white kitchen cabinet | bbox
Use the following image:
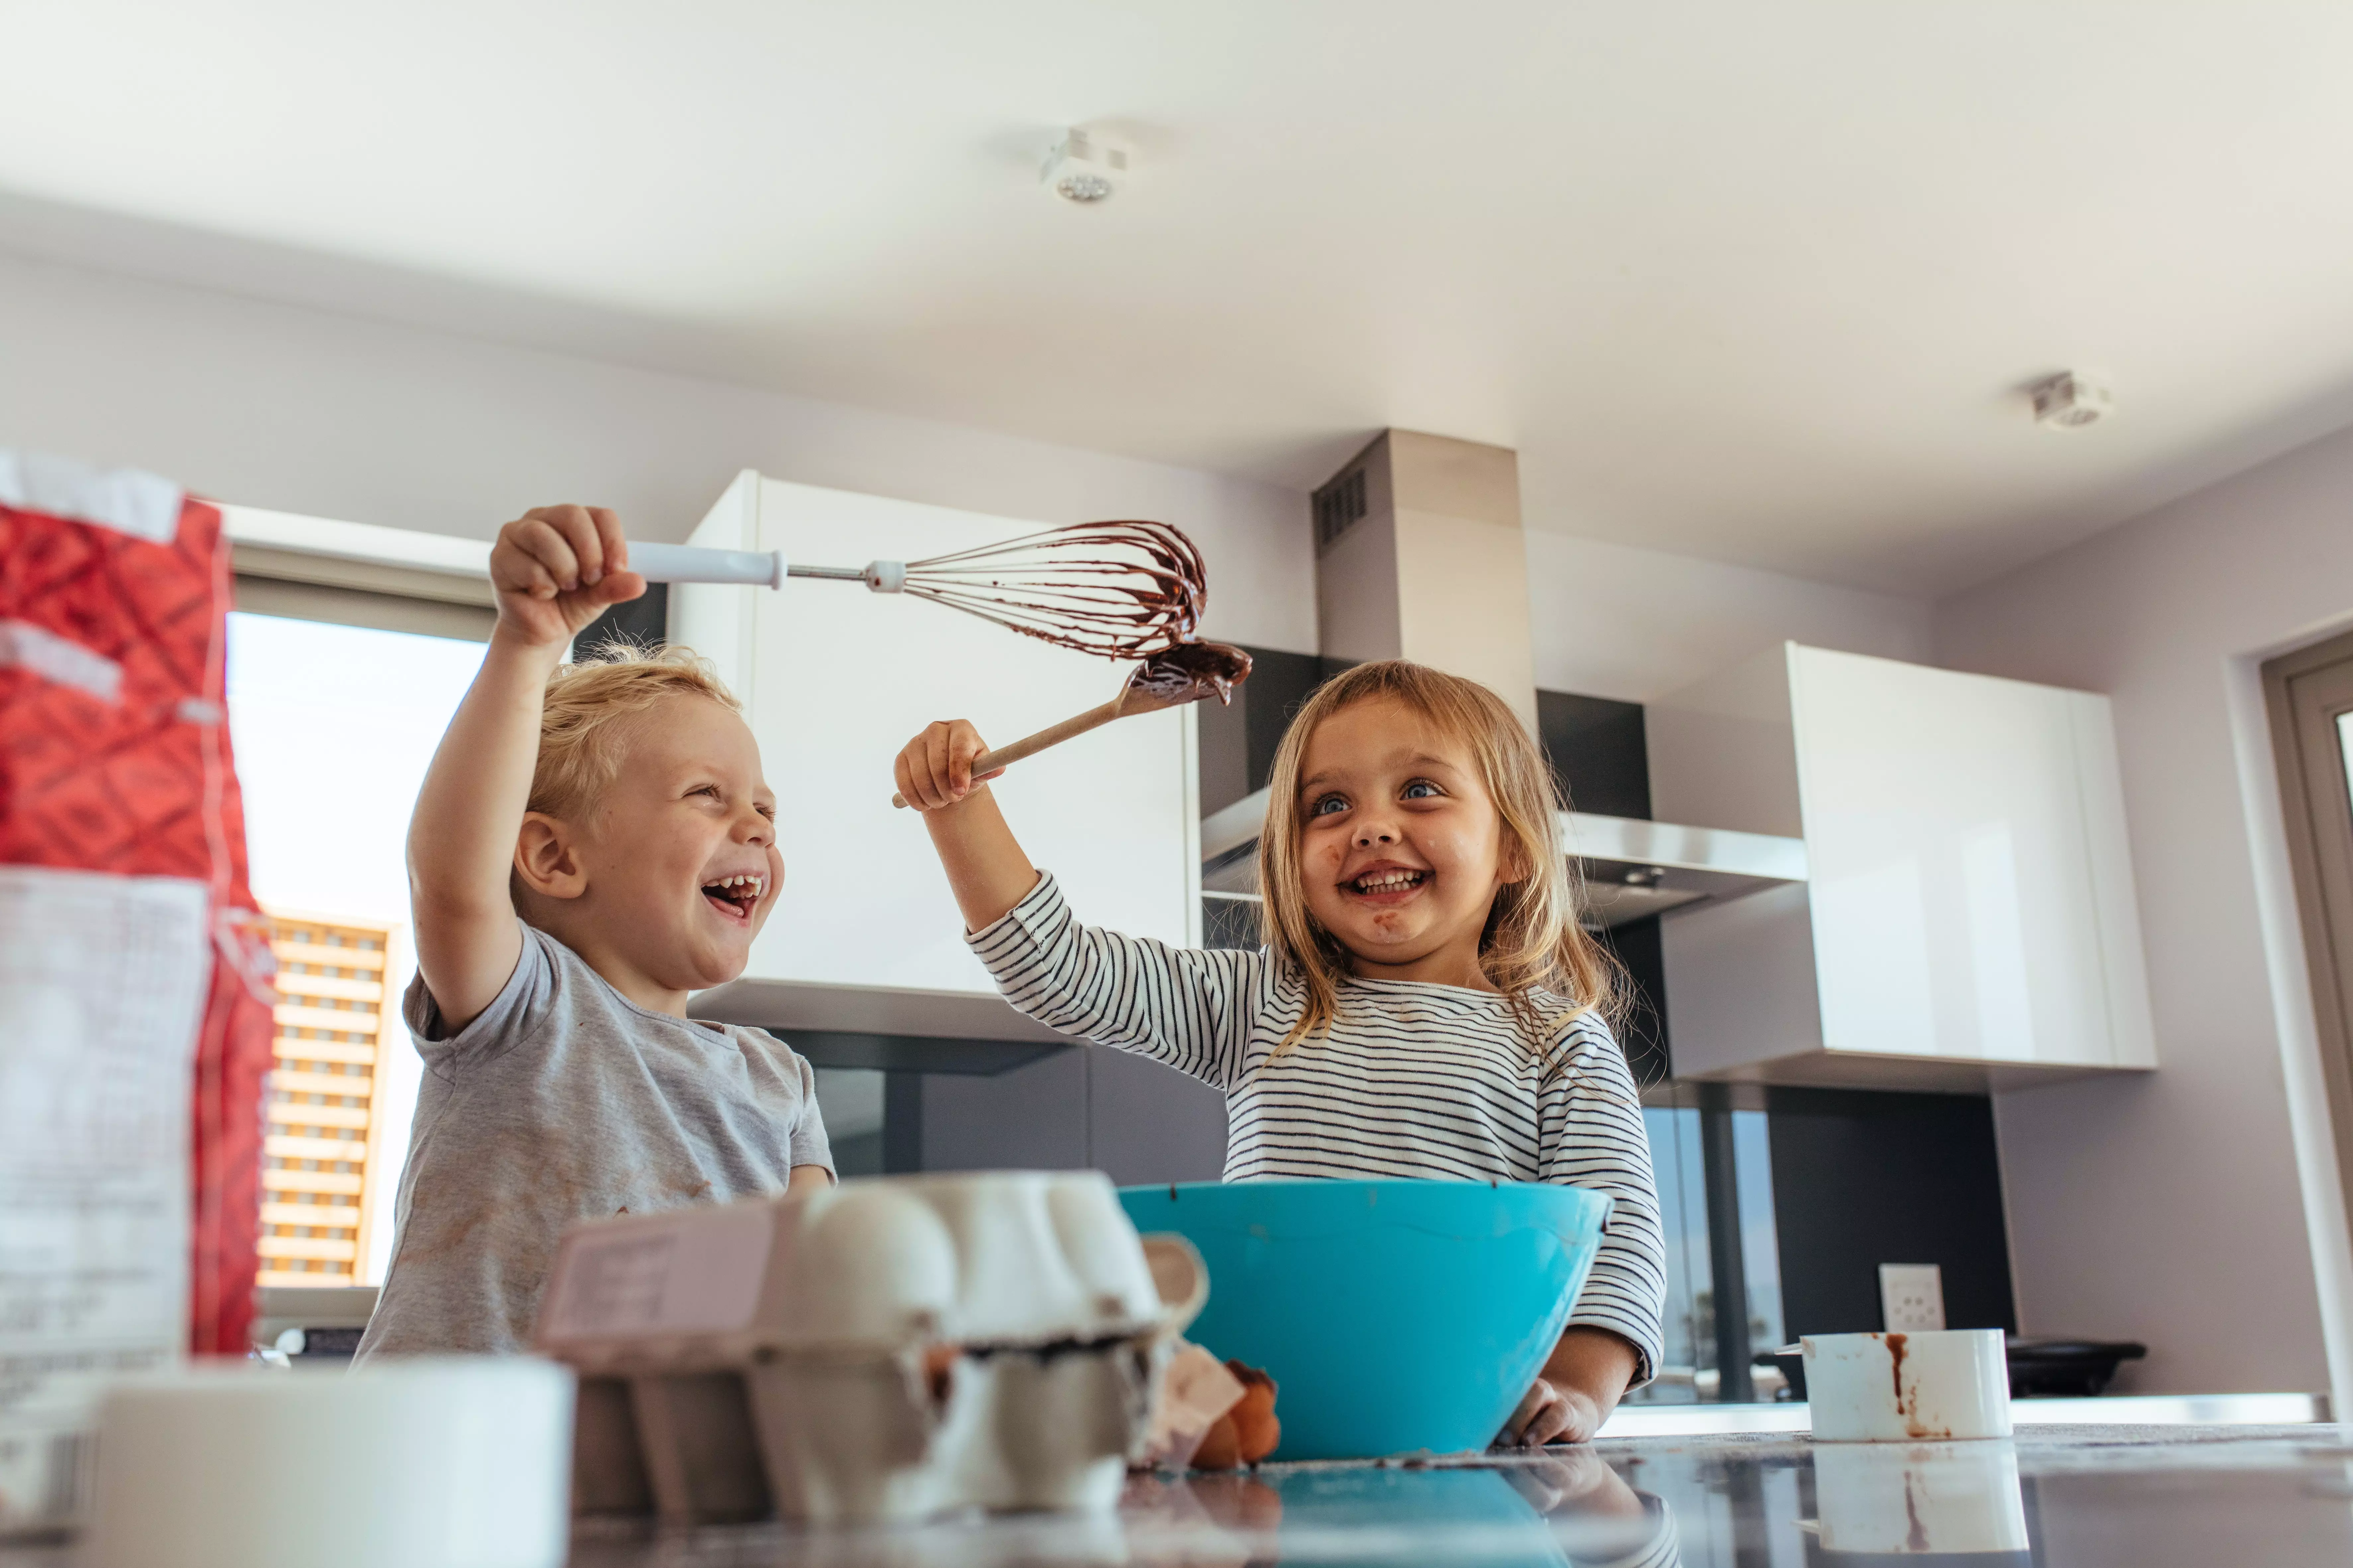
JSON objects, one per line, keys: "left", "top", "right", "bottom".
{"left": 671, "top": 471, "right": 1200, "bottom": 1004}
{"left": 1648, "top": 643, "right": 2155, "bottom": 1090}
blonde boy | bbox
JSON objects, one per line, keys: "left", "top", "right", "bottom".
{"left": 357, "top": 506, "right": 831, "bottom": 1359}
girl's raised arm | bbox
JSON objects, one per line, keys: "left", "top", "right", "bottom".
{"left": 896, "top": 720, "right": 1253, "bottom": 1090}
{"left": 894, "top": 718, "right": 1036, "bottom": 930}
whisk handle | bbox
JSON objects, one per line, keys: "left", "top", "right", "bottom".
{"left": 628, "top": 542, "right": 784, "bottom": 588}
{"left": 624, "top": 548, "right": 907, "bottom": 593}
{"left": 891, "top": 699, "right": 1123, "bottom": 810}
{"left": 789, "top": 561, "right": 906, "bottom": 592}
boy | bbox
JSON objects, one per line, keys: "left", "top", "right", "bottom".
{"left": 356, "top": 505, "right": 831, "bottom": 1358}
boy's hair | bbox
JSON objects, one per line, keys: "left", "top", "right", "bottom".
{"left": 1256, "top": 660, "right": 1627, "bottom": 1060}
{"left": 527, "top": 643, "right": 740, "bottom": 822}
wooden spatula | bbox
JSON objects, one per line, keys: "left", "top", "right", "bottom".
{"left": 892, "top": 642, "right": 1253, "bottom": 809}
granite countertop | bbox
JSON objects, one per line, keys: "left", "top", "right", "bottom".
{"left": 550, "top": 1424, "right": 2353, "bottom": 1568}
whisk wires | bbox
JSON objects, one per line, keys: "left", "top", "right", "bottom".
{"left": 898, "top": 521, "right": 1206, "bottom": 660}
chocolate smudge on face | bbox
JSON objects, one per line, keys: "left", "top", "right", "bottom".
{"left": 1128, "top": 641, "right": 1254, "bottom": 707}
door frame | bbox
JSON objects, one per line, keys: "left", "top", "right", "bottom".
{"left": 2265, "top": 627, "right": 2353, "bottom": 1233}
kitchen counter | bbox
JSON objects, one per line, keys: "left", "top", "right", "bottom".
{"left": 11, "top": 1424, "right": 2347, "bottom": 1565}
{"left": 558, "top": 1424, "right": 2348, "bottom": 1567}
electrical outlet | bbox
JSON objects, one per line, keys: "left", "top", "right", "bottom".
{"left": 1879, "top": 1263, "right": 1946, "bottom": 1332}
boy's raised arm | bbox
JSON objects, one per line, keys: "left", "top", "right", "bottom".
{"left": 408, "top": 506, "right": 645, "bottom": 1029}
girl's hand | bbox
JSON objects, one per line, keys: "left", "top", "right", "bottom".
{"left": 1500, "top": 1325, "right": 1638, "bottom": 1447}
{"left": 489, "top": 505, "right": 647, "bottom": 650}
{"left": 1498, "top": 1450, "right": 1648, "bottom": 1518}
{"left": 1502, "top": 1376, "right": 1608, "bottom": 1447}
{"left": 894, "top": 720, "right": 1006, "bottom": 812}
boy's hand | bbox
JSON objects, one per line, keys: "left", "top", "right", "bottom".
{"left": 894, "top": 720, "right": 1006, "bottom": 812}
{"left": 489, "top": 505, "right": 647, "bottom": 649}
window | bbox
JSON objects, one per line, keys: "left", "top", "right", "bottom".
{"left": 1631, "top": 1091, "right": 1785, "bottom": 1403}
{"left": 223, "top": 511, "right": 491, "bottom": 1285}
{"left": 1642, "top": 1103, "right": 1715, "bottom": 1399}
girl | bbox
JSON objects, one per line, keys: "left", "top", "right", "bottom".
{"left": 894, "top": 660, "right": 1665, "bottom": 1446}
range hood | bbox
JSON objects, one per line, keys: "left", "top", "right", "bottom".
{"left": 1202, "top": 788, "right": 1806, "bottom": 930}
{"left": 1208, "top": 430, "right": 1806, "bottom": 929}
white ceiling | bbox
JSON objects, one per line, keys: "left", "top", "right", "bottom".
{"left": 7, "top": 1, "right": 2353, "bottom": 595}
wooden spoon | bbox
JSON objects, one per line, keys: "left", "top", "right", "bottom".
{"left": 891, "top": 642, "right": 1253, "bottom": 809}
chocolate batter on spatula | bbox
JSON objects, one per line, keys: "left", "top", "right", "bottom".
{"left": 1128, "top": 641, "right": 1254, "bottom": 706}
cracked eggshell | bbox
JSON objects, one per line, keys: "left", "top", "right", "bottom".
{"left": 1139, "top": 1343, "right": 1248, "bottom": 1471}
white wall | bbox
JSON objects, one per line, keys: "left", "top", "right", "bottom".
{"left": 0, "top": 237, "right": 1940, "bottom": 702}
{"left": 1936, "top": 422, "right": 2353, "bottom": 1399}
{"left": 1523, "top": 529, "right": 1931, "bottom": 702}
{"left": 0, "top": 249, "right": 1315, "bottom": 653}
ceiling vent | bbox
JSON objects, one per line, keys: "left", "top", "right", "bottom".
{"left": 1311, "top": 465, "right": 1367, "bottom": 551}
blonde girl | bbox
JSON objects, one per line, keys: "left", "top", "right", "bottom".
{"left": 894, "top": 660, "right": 1665, "bottom": 1446}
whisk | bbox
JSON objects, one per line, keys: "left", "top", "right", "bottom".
{"left": 626, "top": 520, "right": 1205, "bottom": 661}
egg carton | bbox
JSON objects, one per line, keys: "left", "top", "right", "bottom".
{"left": 534, "top": 1171, "right": 1205, "bottom": 1527}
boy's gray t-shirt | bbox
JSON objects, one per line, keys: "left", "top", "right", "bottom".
{"left": 355, "top": 923, "right": 831, "bottom": 1360}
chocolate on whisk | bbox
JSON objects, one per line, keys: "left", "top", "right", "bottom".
{"left": 884, "top": 549, "right": 1252, "bottom": 810}
{"left": 898, "top": 521, "right": 1207, "bottom": 661}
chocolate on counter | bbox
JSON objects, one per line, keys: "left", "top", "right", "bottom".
{"left": 1127, "top": 640, "right": 1254, "bottom": 707}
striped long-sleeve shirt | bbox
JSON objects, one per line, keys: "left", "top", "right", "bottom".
{"left": 967, "top": 872, "right": 1667, "bottom": 1383}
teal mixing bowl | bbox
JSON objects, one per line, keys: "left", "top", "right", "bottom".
{"left": 1118, "top": 1180, "right": 1612, "bottom": 1461}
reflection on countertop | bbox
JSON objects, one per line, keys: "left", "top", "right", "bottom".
{"left": 570, "top": 1455, "right": 1675, "bottom": 1568}
{"left": 549, "top": 1425, "right": 2353, "bottom": 1568}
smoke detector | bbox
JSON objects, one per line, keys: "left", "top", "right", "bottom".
{"left": 2028, "top": 371, "right": 2113, "bottom": 430}
{"left": 1042, "top": 129, "right": 1131, "bottom": 204}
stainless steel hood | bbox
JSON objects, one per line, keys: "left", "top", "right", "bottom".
{"left": 1201, "top": 788, "right": 1805, "bottom": 929}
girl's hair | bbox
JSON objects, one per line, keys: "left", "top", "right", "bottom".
{"left": 1256, "top": 660, "right": 1627, "bottom": 1058}
{"left": 528, "top": 642, "right": 740, "bottom": 821}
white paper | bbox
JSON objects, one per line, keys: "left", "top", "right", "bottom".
{"left": 0, "top": 866, "right": 210, "bottom": 1532}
